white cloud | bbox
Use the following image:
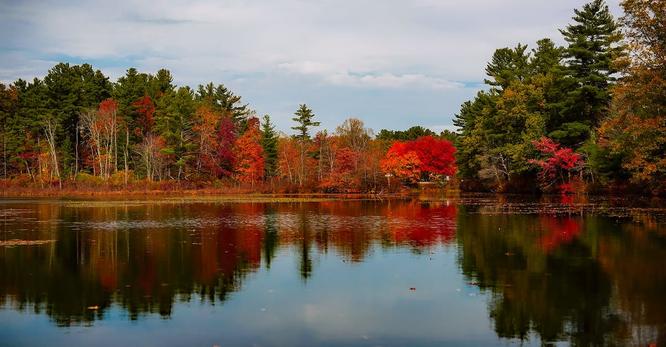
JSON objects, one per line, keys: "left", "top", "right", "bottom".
{"left": 0, "top": 0, "right": 624, "bottom": 132}
{"left": 328, "top": 72, "right": 462, "bottom": 90}
{"left": 277, "top": 61, "right": 462, "bottom": 90}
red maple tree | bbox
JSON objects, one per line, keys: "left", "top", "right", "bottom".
{"left": 131, "top": 95, "right": 155, "bottom": 136}
{"left": 529, "top": 137, "right": 583, "bottom": 193}
{"left": 217, "top": 116, "right": 236, "bottom": 177}
{"left": 380, "top": 136, "right": 457, "bottom": 184}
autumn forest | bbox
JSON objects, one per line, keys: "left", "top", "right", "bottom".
{"left": 0, "top": 0, "right": 663, "bottom": 195}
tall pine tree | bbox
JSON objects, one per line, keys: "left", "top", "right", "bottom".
{"left": 260, "top": 114, "right": 278, "bottom": 178}
{"left": 553, "top": 0, "right": 625, "bottom": 146}
{"left": 195, "top": 82, "right": 249, "bottom": 130}
{"left": 291, "top": 104, "right": 319, "bottom": 186}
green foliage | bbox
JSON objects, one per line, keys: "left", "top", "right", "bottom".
{"left": 149, "top": 69, "right": 175, "bottom": 97}
{"left": 454, "top": 0, "right": 631, "bottom": 192}
{"left": 553, "top": 0, "right": 626, "bottom": 147}
{"left": 438, "top": 130, "right": 458, "bottom": 143}
{"left": 155, "top": 86, "right": 197, "bottom": 179}
{"left": 530, "top": 38, "right": 564, "bottom": 75}
{"left": 113, "top": 68, "right": 150, "bottom": 119}
{"left": 484, "top": 44, "right": 531, "bottom": 90}
{"left": 0, "top": 0, "right": 659, "bottom": 194}
{"left": 195, "top": 82, "right": 249, "bottom": 129}
{"left": 291, "top": 104, "right": 319, "bottom": 141}
{"left": 376, "top": 126, "right": 436, "bottom": 142}
{"left": 260, "top": 114, "right": 279, "bottom": 178}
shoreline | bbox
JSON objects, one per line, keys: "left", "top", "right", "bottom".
{"left": 0, "top": 186, "right": 408, "bottom": 200}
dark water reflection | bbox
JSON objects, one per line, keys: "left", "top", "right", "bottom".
{"left": 0, "top": 196, "right": 664, "bottom": 346}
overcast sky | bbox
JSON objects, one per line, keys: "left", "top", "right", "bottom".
{"left": 0, "top": 0, "right": 622, "bottom": 134}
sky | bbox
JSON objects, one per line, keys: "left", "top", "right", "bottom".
{"left": 0, "top": 0, "right": 622, "bottom": 135}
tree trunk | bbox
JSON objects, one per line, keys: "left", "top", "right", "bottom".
{"left": 124, "top": 127, "right": 129, "bottom": 186}
{"left": 43, "top": 119, "right": 61, "bottom": 189}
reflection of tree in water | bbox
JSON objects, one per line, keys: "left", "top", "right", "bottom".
{"left": 595, "top": 220, "right": 666, "bottom": 346}
{"left": 386, "top": 201, "right": 457, "bottom": 250}
{"left": 263, "top": 205, "right": 279, "bottom": 269}
{"left": 297, "top": 205, "right": 313, "bottom": 281}
{"left": 0, "top": 203, "right": 265, "bottom": 326}
{"left": 456, "top": 208, "right": 666, "bottom": 346}
{"left": 0, "top": 199, "right": 458, "bottom": 326}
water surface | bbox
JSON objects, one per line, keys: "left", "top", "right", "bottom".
{"left": 0, "top": 196, "right": 664, "bottom": 346}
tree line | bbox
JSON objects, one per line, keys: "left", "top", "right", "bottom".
{"left": 455, "top": 0, "right": 665, "bottom": 194}
{"left": 0, "top": 0, "right": 662, "bottom": 195}
{"left": 0, "top": 65, "right": 456, "bottom": 193}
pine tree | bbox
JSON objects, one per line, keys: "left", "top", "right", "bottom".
{"left": 0, "top": 83, "right": 19, "bottom": 178}
{"left": 553, "top": 0, "right": 625, "bottom": 146}
{"left": 260, "top": 114, "right": 278, "bottom": 178}
{"left": 113, "top": 68, "right": 150, "bottom": 118}
{"left": 291, "top": 104, "right": 319, "bottom": 186}
{"left": 155, "top": 86, "right": 196, "bottom": 179}
{"left": 484, "top": 44, "right": 530, "bottom": 91}
{"left": 530, "top": 38, "right": 564, "bottom": 76}
{"left": 148, "top": 69, "right": 175, "bottom": 98}
{"left": 195, "top": 82, "right": 249, "bottom": 129}
{"left": 291, "top": 104, "right": 319, "bottom": 140}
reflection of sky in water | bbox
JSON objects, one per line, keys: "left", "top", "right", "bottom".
{"left": 0, "top": 197, "right": 664, "bottom": 346}
{"left": 1, "top": 246, "right": 519, "bottom": 347}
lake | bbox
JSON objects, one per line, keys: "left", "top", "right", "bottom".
{"left": 0, "top": 195, "right": 664, "bottom": 346}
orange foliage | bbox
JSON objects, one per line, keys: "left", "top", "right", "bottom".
{"left": 380, "top": 136, "right": 457, "bottom": 185}
{"left": 234, "top": 117, "right": 264, "bottom": 185}
{"left": 381, "top": 144, "right": 422, "bottom": 184}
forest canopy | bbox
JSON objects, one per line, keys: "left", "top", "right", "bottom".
{"left": 0, "top": 0, "right": 663, "bottom": 195}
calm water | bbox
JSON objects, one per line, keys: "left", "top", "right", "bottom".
{"left": 0, "top": 196, "right": 665, "bottom": 346}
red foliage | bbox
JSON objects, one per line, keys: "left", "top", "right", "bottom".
{"left": 388, "top": 202, "right": 457, "bottom": 247}
{"left": 98, "top": 98, "right": 118, "bottom": 116}
{"left": 410, "top": 136, "right": 457, "bottom": 176}
{"left": 381, "top": 136, "right": 457, "bottom": 184}
{"left": 529, "top": 137, "right": 583, "bottom": 193}
{"left": 381, "top": 145, "right": 422, "bottom": 184}
{"left": 538, "top": 216, "right": 582, "bottom": 252}
{"left": 320, "top": 147, "right": 360, "bottom": 192}
{"left": 217, "top": 117, "right": 237, "bottom": 177}
{"left": 192, "top": 105, "right": 237, "bottom": 178}
{"left": 132, "top": 96, "right": 155, "bottom": 136}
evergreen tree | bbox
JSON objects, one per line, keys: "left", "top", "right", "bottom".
{"left": 0, "top": 83, "right": 18, "bottom": 177}
{"left": 41, "top": 63, "right": 112, "bottom": 174}
{"left": 454, "top": 92, "right": 497, "bottom": 178}
{"left": 291, "top": 104, "right": 319, "bottom": 186}
{"left": 553, "top": 0, "right": 625, "bottom": 146}
{"left": 455, "top": 42, "right": 553, "bottom": 189}
{"left": 195, "top": 82, "right": 249, "bottom": 129}
{"left": 113, "top": 68, "right": 152, "bottom": 173}
{"left": 148, "top": 68, "right": 175, "bottom": 98}
{"left": 484, "top": 44, "right": 530, "bottom": 91}
{"left": 155, "top": 86, "right": 196, "bottom": 179}
{"left": 376, "top": 126, "right": 436, "bottom": 142}
{"left": 291, "top": 104, "right": 319, "bottom": 140}
{"left": 113, "top": 68, "right": 150, "bottom": 119}
{"left": 530, "top": 38, "right": 564, "bottom": 76}
{"left": 260, "top": 114, "right": 278, "bottom": 178}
